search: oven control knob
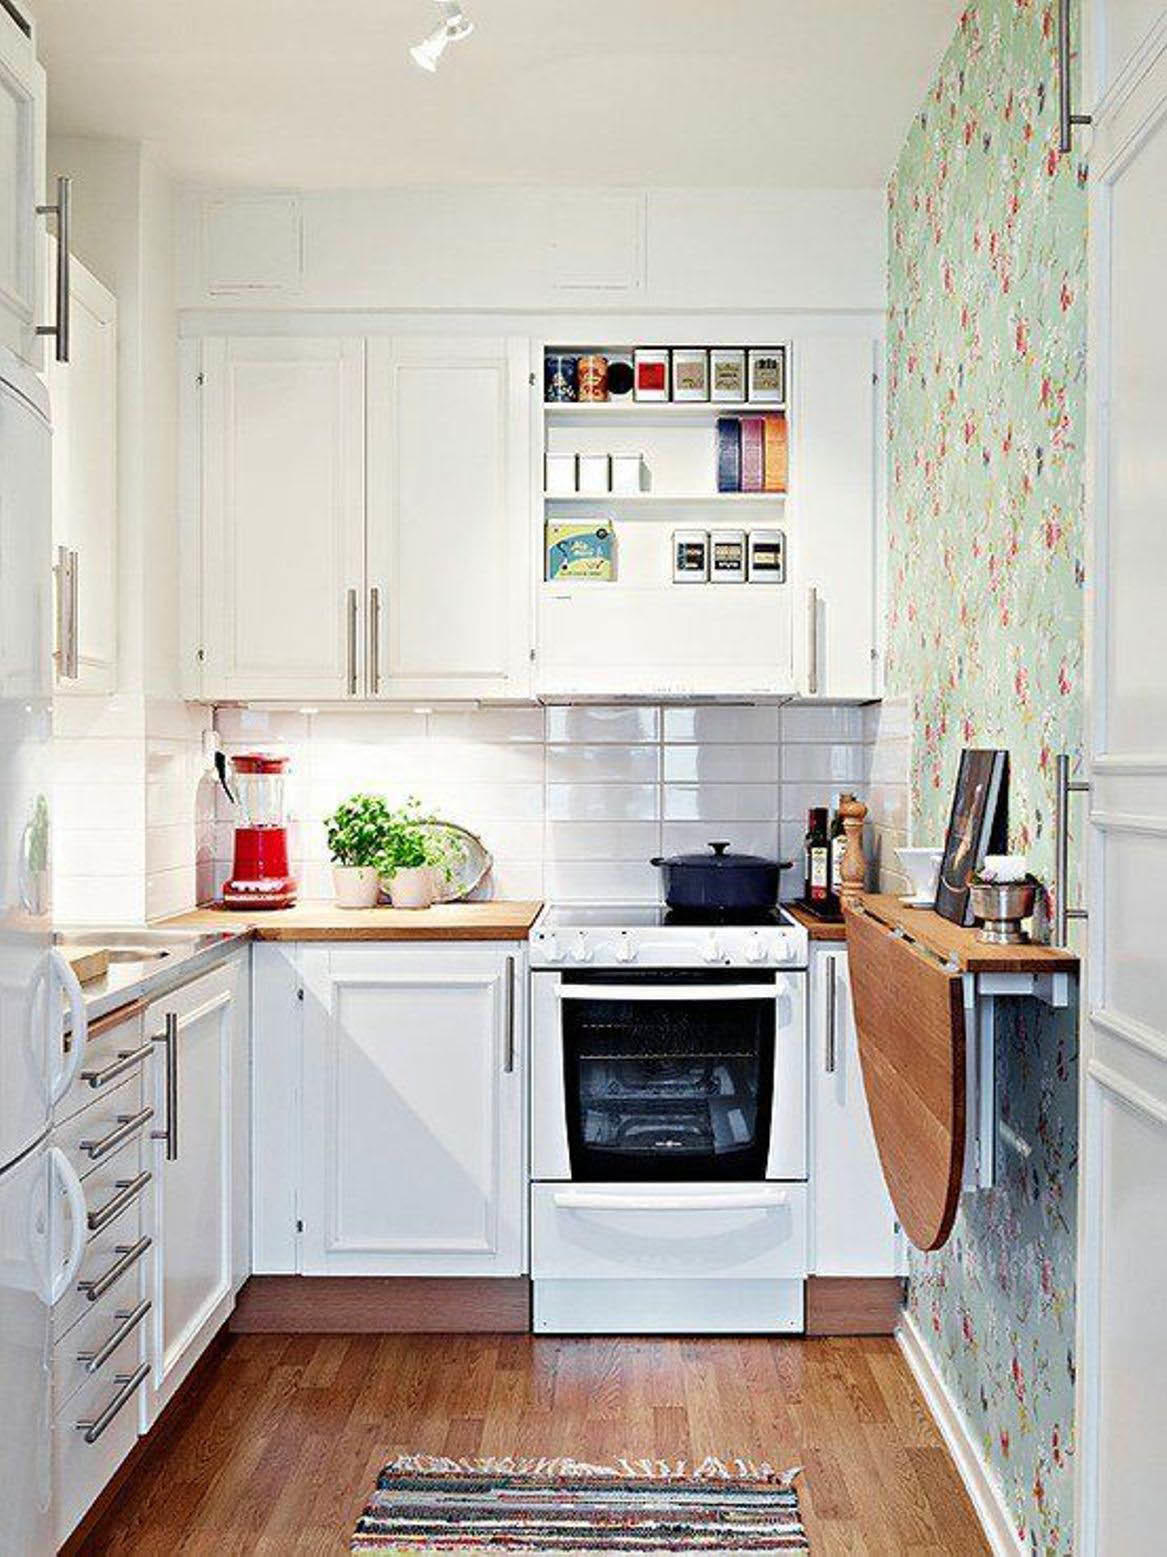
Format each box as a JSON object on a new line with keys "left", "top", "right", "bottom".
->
{"left": 744, "top": 934, "right": 768, "bottom": 963}
{"left": 541, "top": 933, "right": 561, "bottom": 962}
{"left": 614, "top": 935, "right": 636, "bottom": 963}
{"left": 702, "top": 934, "right": 723, "bottom": 964}
{"left": 570, "top": 934, "right": 593, "bottom": 964}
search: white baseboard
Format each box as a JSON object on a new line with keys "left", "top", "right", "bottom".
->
{"left": 897, "top": 1311, "right": 1023, "bottom": 1557}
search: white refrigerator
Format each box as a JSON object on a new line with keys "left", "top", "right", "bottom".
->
{"left": 0, "top": 346, "right": 87, "bottom": 1555}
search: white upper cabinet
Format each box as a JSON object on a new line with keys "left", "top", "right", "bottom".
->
{"left": 197, "top": 336, "right": 366, "bottom": 700}
{"left": 366, "top": 337, "right": 532, "bottom": 700}
{"left": 794, "top": 336, "right": 878, "bottom": 699}
{"left": 0, "top": 3, "right": 45, "bottom": 368}
{"left": 47, "top": 244, "right": 117, "bottom": 693}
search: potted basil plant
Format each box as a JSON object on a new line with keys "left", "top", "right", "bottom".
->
{"left": 376, "top": 798, "right": 455, "bottom": 909}
{"left": 324, "top": 794, "right": 393, "bottom": 909}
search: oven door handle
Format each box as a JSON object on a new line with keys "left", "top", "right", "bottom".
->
{"left": 553, "top": 982, "right": 789, "bottom": 1003}
{"left": 551, "top": 1188, "right": 789, "bottom": 1213}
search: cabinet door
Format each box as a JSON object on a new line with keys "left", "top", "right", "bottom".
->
{"left": 300, "top": 943, "right": 525, "bottom": 1276}
{"left": 146, "top": 962, "right": 237, "bottom": 1421}
{"left": 0, "top": 10, "right": 45, "bottom": 367}
{"left": 47, "top": 246, "right": 117, "bottom": 693}
{"left": 811, "top": 947, "right": 900, "bottom": 1275}
{"left": 795, "top": 337, "right": 878, "bottom": 698}
{"left": 199, "top": 337, "right": 365, "bottom": 700}
{"left": 366, "top": 336, "right": 532, "bottom": 700}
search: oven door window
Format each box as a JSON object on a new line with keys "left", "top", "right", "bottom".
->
{"left": 561, "top": 981, "right": 775, "bottom": 1181}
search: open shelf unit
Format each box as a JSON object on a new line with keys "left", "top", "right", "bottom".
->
{"left": 535, "top": 341, "right": 796, "bottom": 699}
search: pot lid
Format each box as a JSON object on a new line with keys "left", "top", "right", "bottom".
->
{"left": 651, "top": 841, "right": 778, "bottom": 870}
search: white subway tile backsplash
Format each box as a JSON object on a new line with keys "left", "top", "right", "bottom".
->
{"left": 662, "top": 706, "right": 781, "bottom": 744}
{"left": 53, "top": 782, "right": 145, "bottom": 832}
{"left": 662, "top": 744, "right": 780, "bottom": 784}
{"left": 663, "top": 783, "right": 779, "bottom": 822}
{"left": 547, "top": 783, "right": 659, "bottom": 822}
{"left": 780, "top": 742, "right": 865, "bottom": 784}
{"left": 780, "top": 705, "right": 866, "bottom": 742}
{"left": 546, "top": 706, "right": 659, "bottom": 744}
{"left": 427, "top": 707, "right": 544, "bottom": 743}
{"left": 545, "top": 860, "right": 659, "bottom": 903}
{"left": 546, "top": 745, "right": 659, "bottom": 785}
{"left": 215, "top": 707, "right": 311, "bottom": 742}
{"left": 53, "top": 694, "right": 145, "bottom": 741}
{"left": 661, "top": 822, "right": 781, "bottom": 858}
{"left": 545, "top": 821, "right": 660, "bottom": 862}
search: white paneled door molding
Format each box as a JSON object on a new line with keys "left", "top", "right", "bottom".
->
{"left": 1077, "top": 8, "right": 1167, "bottom": 1552}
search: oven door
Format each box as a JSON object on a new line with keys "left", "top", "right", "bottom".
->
{"left": 531, "top": 970, "right": 805, "bottom": 1183}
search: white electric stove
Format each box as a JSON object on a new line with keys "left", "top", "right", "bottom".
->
{"left": 529, "top": 902, "right": 808, "bottom": 971}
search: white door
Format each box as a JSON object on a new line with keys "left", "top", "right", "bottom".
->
{"left": 198, "top": 336, "right": 365, "bottom": 700}
{"left": 1076, "top": 11, "right": 1167, "bottom": 1552}
{"left": 0, "top": 9, "right": 44, "bottom": 368}
{"left": 810, "top": 948, "right": 900, "bottom": 1276}
{"left": 300, "top": 943, "right": 524, "bottom": 1276}
{"left": 47, "top": 244, "right": 117, "bottom": 693}
{"left": 366, "top": 336, "right": 532, "bottom": 700}
{"left": 795, "top": 337, "right": 878, "bottom": 699}
{"left": 146, "top": 965, "right": 235, "bottom": 1420}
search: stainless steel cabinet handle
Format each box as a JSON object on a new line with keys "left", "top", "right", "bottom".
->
{"left": 82, "top": 1042, "right": 153, "bottom": 1091}
{"left": 76, "top": 1363, "right": 149, "bottom": 1444}
{"left": 151, "top": 1014, "right": 179, "bottom": 1160}
{"left": 77, "top": 1236, "right": 152, "bottom": 1303}
{"left": 1057, "top": 0, "right": 1091, "bottom": 154}
{"left": 79, "top": 1106, "right": 154, "bottom": 1162}
{"left": 36, "top": 174, "right": 71, "bottom": 362}
{"left": 503, "top": 956, "right": 516, "bottom": 1074}
{"left": 54, "top": 546, "right": 78, "bottom": 680}
{"left": 87, "top": 1170, "right": 152, "bottom": 1234}
{"left": 368, "top": 586, "right": 382, "bottom": 694}
{"left": 69, "top": 548, "right": 79, "bottom": 678}
{"left": 825, "top": 957, "right": 838, "bottom": 1074}
{"left": 346, "top": 588, "right": 359, "bottom": 695}
{"left": 77, "top": 1300, "right": 151, "bottom": 1375}
{"left": 807, "top": 585, "right": 819, "bottom": 696}
{"left": 1053, "top": 753, "right": 1090, "bottom": 946}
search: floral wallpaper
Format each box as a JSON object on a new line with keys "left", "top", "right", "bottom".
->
{"left": 885, "top": 1, "right": 1086, "bottom": 1551}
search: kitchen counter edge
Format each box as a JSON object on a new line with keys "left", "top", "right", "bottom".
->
{"left": 159, "top": 900, "right": 545, "bottom": 942}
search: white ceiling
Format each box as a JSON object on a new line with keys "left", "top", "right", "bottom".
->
{"left": 33, "top": 0, "right": 961, "bottom": 190}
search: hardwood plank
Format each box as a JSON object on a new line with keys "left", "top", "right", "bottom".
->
{"left": 78, "top": 1334, "right": 988, "bottom": 1556}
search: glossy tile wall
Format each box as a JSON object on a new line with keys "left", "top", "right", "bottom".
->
{"left": 211, "top": 704, "right": 882, "bottom": 903}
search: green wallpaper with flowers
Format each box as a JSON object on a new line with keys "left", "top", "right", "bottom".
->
{"left": 886, "top": 1, "right": 1086, "bottom": 1550}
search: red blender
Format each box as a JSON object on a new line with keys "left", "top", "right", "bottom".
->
{"left": 215, "top": 751, "right": 297, "bottom": 910}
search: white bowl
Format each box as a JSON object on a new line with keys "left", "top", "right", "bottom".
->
{"left": 895, "top": 846, "right": 943, "bottom": 904}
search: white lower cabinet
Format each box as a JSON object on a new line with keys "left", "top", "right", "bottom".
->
{"left": 809, "top": 945, "right": 902, "bottom": 1276}
{"left": 257, "top": 942, "right": 526, "bottom": 1277}
{"left": 145, "top": 956, "right": 245, "bottom": 1422}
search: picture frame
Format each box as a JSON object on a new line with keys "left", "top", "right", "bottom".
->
{"left": 934, "top": 749, "right": 1010, "bottom": 925}
{"left": 710, "top": 348, "right": 747, "bottom": 403}
{"left": 671, "top": 348, "right": 709, "bottom": 402}
{"left": 747, "top": 347, "right": 786, "bottom": 405}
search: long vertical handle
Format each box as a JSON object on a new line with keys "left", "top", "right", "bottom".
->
{"left": 68, "top": 549, "right": 79, "bottom": 679}
{"left": 1053, "top": 753, "right": 1090, "bottom": 946}
{"left": 806, "top": 585, "right": 819, "bottom": 695}
{"left": 368, "top": 586, "right": 381, "bottom": 695}
{"left": 36, "top": 175, "right": 71, "bottom": 362}
{"left": 48, "top": 1146, "right": 88, "bottom": 1306}
{"left": 49, "top": 948, "right": 88, "bottom": 1102}
{"left": 1057, "top": 0, "right": 1092, "bottom": 154}
{"left": 824, "top": 956, "right": 838, "bottom": 1075}
{"left": 504, "top": 956, "right": 516, "bottom": 1074}
{"left": 151, "top": 1013, "right": 179, "bottom": 1160}
{"left": 346, "top": 588, "right": 359, "bottom": 695}
{"left": 54, "top": 545, "right": 71, "bottom": 678}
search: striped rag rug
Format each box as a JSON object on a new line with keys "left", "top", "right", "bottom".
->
{"left": 352, "top": 1454, "right": 808, "bottom": 1553}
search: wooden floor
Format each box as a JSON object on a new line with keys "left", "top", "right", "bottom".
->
{"left": 81, "top": 1333, "right": 989, "bottom": 1556}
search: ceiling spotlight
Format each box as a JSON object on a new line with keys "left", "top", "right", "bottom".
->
{"left": 410, "top": 0, "right": 474, "bottom": 72}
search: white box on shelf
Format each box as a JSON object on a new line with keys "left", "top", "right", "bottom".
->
{"left": 578, "top": 454, "right": 612, "bottom": 495}
{"left": 545, "top": 453, "right": 578, "bottom": 495}
{"left": 611, "top": 454, "right": 646, "bottom": 495}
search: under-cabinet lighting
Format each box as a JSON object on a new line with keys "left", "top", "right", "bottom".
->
{"left": 410, "top": 1, "right": 474, "bottom": 72}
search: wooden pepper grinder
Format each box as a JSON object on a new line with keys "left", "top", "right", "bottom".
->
{"left": 838, "top": 794, "right": 869, "bottom": 904}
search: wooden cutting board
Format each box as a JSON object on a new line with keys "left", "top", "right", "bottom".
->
{"left": 61, "top": 945, "right": 111, "bottom": 985}
{"left": 844, "top": 902, "right": 966, "bottom": 1252}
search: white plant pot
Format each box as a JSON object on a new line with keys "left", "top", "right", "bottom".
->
{"left": 332, "top": 864, "right": 381, "bottom": 909}
{"left": 387, "top": 865, "right": 436, "bottom": 909}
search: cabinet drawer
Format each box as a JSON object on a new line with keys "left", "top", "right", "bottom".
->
{"left": 531, "top": 1182, "right": 808, "bottom": 1282}
{"left": 54, "top": 1276, "right": 151, "bottom": 1413}
{"left": 56, "top": 1002, "right": 150, "bottom": 1124}
{"left": 54, "top": 1324, "right": 147, "bottom": 1547}
{"left": 54, "top": 1072, "right": 149, "bottom": 1183}
{"left": 54, "top": 1191, "right": 147, "bottom": 1342}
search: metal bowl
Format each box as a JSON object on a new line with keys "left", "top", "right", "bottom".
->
{"left": 969, "top": 881, "right": 1038, "bottom": 944}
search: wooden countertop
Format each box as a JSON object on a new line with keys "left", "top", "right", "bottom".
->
{"left": 847, "top": 894, "right": 1079, "bottom": 974}
{"left": 784, "top": 902, "right": 847, "bottom": 941}
{"left": 163, "top": 901, "right": 543, "bottom": 942}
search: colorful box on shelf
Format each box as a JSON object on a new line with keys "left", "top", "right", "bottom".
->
{"left": 546, "top": 522, "right": 615, "bottom": 581}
